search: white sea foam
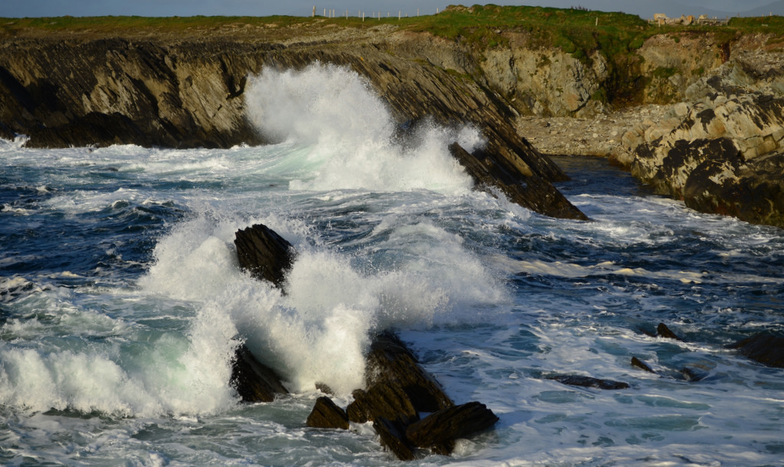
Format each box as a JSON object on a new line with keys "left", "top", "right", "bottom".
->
{"left": 245, "top": 63, "right": 477, "bottom": 194}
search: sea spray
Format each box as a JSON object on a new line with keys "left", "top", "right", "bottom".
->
{"left": 138, "top": 210, "right": 506, "bottom": 396}
{"left": 245, "top": 63, "right": 480, "bottom": 193}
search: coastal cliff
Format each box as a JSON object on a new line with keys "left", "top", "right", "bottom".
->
{"left": 2, "top": 8, "right": 784, "bottom": 225}
{"left": 0, "top": 20, "right": 585, "bottom": 220}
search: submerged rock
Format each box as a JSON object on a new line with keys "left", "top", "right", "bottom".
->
{"left": 230, "top": 343, "right": 289, "bottom": 403}
{"left": 547, "top": 374, "right": 630, "bottom": 390}
{"left": 631, "top": 356, "right": 656, "bottom": 373}
{"left": 657, "top": 323, "right": 682, "bottom": 341}
{"left": 729, "top": 332, "right": 784, "bottom": 368}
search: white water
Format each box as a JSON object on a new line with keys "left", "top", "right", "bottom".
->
{"left": 2, "top": 64, "right": 784, "bottom": 465}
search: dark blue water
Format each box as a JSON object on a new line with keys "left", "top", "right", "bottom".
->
{"left": 2, "top": 64, "right": 784, "bottom": 465}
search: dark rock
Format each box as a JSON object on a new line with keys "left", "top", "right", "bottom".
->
{"left": 230, "top": 343, "right": 289, "bottom": 403}
{"left": 685, "top": 150, "right": 784, "bottom": 228}
{"left": 234, "top": 224, "right": 295, "bottom": 289}
{"left": 315, "top": 382, "right": 334, "bottom": 395}
{"left": 547, "top": 374, "right": 630, "bottom": 390}
{"left": 680, "top": 367, "right": 707, "bottom": 382}
{"left": 0, "top": 36, "right": 587, "bottom": 221}
{"left": 729, "top": 332, "right": 784, "bottom": 368}
{"left": 449, "top": 142, "right": 588, "bottom": 220}
{"left": 373, "top": 417, "right": 416, "bottom": 461}
{"left": 346, "top": 386, "right": 419, "bottom": 425}
{"left": 306, "top": 396, "right": 350, "bottom": 430}
{"left": 631, "top": 356, "right": 655, "bottom": 373}
{"left": 405, "top": 402, "right": 499, "bottom": 455}
{"left": 656, "top": 323, "right": 682, "bottom": 341}
{"left": 364, "top": 331, "right": 454, "bottom": 413}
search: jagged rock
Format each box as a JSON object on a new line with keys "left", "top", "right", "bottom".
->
{"left": 631, "top": 356, "right": 656, "bottom": 373}
{"left": 234, "top": 224, "right": 295, "bottom": 289}
{"left": 449, "top": 143, "right": 588, "bottom": 220}
{"left": 626, "top": 93, "right": 784, "bottom": 228}
{"left": 405, "top": 402, "right": 499, "bottom": 456}
{"left": 363, "top": 331, "right": 454, "bottom": 413}
{"left": 230, "top": 343, "right": 289, "bottom": 403}
{"left": 547, "top": 374, "right": 630, "bottom": 390}
{"left": 0, "top": 32, "right": 586, "bottom": 220}
{"left": 657, "top": 323, "right": 682, "bottom": 341}
{"left": 373, "top": 417, "right": 416, "bottom": 461}
{"left": 306, "top": 396, "right": 350, "bottom": 430}
{"left": 729, "top": 332, "right": 784, "bottom": 368}
{"left": 346, "top": 386, "right": 419, "bottom": 425}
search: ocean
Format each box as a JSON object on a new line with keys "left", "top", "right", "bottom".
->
{"left": 2, "top": 63, "right": 783, "bottom": 466}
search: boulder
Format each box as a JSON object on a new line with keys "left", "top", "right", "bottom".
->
{"left": 729, "top": 332, "right": 784, "bottom": 368}
{"left": 306, "top": 396, "right": 350, "bottom": 430}
{"left": 405, "top": 402, "right": 499, "bottom": 455}
{"left": 234, "top": 223, "right": 295, "bottom": 289}
{"left": 230, "top": 343, "right": 289, "bottom": 403}
{"left": 547, "top": 374, "right": 630, "bottom": 390}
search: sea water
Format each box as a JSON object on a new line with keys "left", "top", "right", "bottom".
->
{"left": 1, "top": 63, "right": 783, "bottom": 466}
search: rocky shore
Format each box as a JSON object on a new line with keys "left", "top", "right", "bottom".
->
{"left": 1, "top": 8, "right": 784, "bottom": 226}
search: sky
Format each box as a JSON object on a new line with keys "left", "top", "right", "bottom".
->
{"left": 0, "top": 0, "right": 782, "bottom": 20}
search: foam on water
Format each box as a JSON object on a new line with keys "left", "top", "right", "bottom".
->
{"left": 245, "top": 63, "right": 478, "bottom": 194}
{"left": 3, "top": 67, "right": 784, "bottom": 465}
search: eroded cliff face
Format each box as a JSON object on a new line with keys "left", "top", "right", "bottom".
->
{"left": 0, "top": 29, "right": 585, "bottom": 220}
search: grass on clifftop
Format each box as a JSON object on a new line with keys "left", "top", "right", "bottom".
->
{"left": 2, "top": 4, "right": 782, "bottom": 51}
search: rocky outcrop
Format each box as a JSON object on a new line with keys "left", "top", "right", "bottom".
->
{"left": 230, "top": 223, "right": 296, "bottom": 402}
{"left": 481, "top": 42, "right": 609, "bottom": 117}
{"left": 230, "top": 343, "right": 289, "bottom": 403}
{"left": 0, "top": 31, "right": 585, "bottom": 220}
{"left": 235, "top": 222, "right": 499, "bottom": 459}
{"left": 729, "top": 332, "right": 784, "bottom": 368}
{"left": 306, "top": 396, "right": 350, "bottom": 430}
{"left": 622, "top": 93, "right": 784, "bottom": 227}
{"left": 234, "top": 224, "right": 295, "bottom": 290}
{"left": 546, "top": 374, "right": 630, "bottom": 390}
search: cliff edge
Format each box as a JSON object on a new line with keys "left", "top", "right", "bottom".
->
{"left": 0, "top": 19, "right": 586, "bottom": 220}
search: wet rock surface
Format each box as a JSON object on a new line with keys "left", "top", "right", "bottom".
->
{"left": 729, "top": 332, "right": 784, "bottom": 368}
{"left": 234, "top": 223, "right": 295, "bottom": 290}
{"left": 231, "top": 223, "right": 499, "bottom": 459}
{"left": 230, "top": 343, "right": 289, "bottom": 403}
{"left": 0, "top": 32, "right": 584, "bottom": 221}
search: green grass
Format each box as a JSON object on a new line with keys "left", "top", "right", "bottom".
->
{"left": 2, "top": 5, "right": 782, "bottom": 105}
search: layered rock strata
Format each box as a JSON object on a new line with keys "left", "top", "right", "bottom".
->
{"left": 0, "top": 32, "right": 585, "bottom": 220}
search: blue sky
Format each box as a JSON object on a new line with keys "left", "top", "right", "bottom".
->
{"left": 1, "top": 0, "right": 782, "bottom": 19}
